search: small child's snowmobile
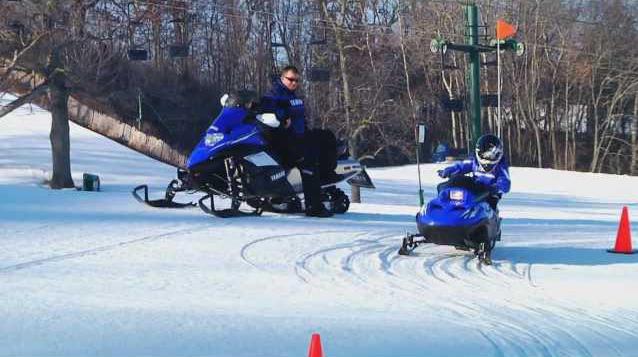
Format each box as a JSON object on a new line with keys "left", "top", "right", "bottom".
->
{"left": 132, "top": 93, "right": 374, "bottom": 218}
{"left": 398, "top": 175, "right": 501, "bottom": 265}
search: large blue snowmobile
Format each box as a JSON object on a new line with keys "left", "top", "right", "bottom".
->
{"left": 398, "top": 174, "right": 501, "bottom": 265}
{"left": 132, "top": 92, "right": 374, "bottom": 218}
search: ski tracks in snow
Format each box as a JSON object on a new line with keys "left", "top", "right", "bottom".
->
{"left": 0, "top": 224, "right": 214, "bottom": 273}
{"left": 240, "top": 228, "right": 638, "bottom": 357}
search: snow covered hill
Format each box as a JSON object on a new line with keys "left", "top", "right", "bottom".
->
{"left": 1, "top": 105, "right": 638, "bottom": 357}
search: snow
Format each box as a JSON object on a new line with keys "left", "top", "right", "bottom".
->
{"left": 1, "top": 104, "right": 638, "bottom": 357}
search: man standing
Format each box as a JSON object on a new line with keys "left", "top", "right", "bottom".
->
{"left": 260, "top": 65, "right": 333, "bottom": 217}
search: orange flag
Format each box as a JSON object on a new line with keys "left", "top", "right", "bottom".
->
{"left": 496, "top": 19, "right": 517, "bottom": 40}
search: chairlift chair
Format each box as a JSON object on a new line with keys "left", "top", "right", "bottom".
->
{"left": 441, "top": 95, "right": 464, "bottom": 112}
{"left": 126, "top": 2, "right": 151, "bottom": 61}
{"left": 308, "top": 22, "right": 327, "bottom": 45}
{"left": 169, "top": 44, "right": 189, "bottom": 58}
{"left": 307, "top": 67, "right": 330, "bottom": 82}
{"left": 481, "top": 94, "right": 499, "bottom": 107}
{"left": 7, "top": 20, "right": 24, "bottom": 33}
{"left": 168, "top": 11, "right": 194, "bottom": 58}
{"left": 128, "top": 48, "right": 148, "bottom": 61}
{"left": 306, "top": 23, "right": 330, "bottom": 82}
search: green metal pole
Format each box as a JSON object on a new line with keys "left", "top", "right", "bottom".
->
{"left": 465, "top": 3, "right": 482, "bottom": 147}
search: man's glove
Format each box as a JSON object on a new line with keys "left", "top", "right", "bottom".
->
{"left": 280, "top": 117, "right": 291, "bottom": 129}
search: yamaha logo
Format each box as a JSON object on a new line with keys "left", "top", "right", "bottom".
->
{"left": 270, "top": 171, "right": 286, "bottom": 181}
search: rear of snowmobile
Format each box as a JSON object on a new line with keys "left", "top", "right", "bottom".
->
{"left": 399, "top": 175, "right": 501, "bottom": 265}
{"left": 132, "top": 93, "right": 374, "bottom": 218}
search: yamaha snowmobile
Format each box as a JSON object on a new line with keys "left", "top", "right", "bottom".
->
{"left": 132, "top": 93, "right": 374, "bottom": 218}
{"left": 398, "top": 175, "right": 501, "bottom": 265}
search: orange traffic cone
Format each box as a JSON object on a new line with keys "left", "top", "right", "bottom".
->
{"left": 308, "top": 333, "right": 324, "bottom": 357}
{"left": 608, "top": 206, "right": 636, "bottom": 254}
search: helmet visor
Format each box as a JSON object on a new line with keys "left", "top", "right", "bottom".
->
{"left": 479, "top": 146, "right": 501, "bottom": 161}
{"left": 476, "top": 145, "right": 502, "bottom": 170}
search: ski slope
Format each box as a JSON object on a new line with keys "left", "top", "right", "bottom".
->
{"left": 1, "top": 104, "right": 638, "bottom": 357}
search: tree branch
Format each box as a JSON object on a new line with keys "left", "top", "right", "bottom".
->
{"left": 0, "top": 82, "right": 48, "bottom": 119}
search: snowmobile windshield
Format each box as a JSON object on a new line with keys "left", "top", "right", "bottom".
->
{"left": 208, "top": 107, "right": 251, "bottom": 134}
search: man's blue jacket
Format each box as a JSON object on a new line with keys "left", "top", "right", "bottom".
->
{"left": 260, "top": 78, "right": 306, "bottom": 136}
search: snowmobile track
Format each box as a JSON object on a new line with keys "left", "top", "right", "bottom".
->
{"left": 269, "top": 229, "right": 635, "bottom": 357}
{"left": 0, "top": 225, "right": 213, "bottom": 273}
{"left": 293, "top": 231, "right": 377, "bottom": 284}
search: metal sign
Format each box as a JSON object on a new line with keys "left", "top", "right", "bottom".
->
{"left": 418, "top": 123, "right": 427, "bottom": 144}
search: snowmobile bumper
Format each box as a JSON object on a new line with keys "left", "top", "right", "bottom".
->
{"left": 417, "top": 219, "right": 491, "bottom": 248}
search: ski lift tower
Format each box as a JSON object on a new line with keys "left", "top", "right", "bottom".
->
{"left": 430, "top": 1, "right": 524, "bottom": 147}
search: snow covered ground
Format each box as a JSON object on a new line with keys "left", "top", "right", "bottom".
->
{"left": 1, "top": 104, "right": 638, "bottom": 357}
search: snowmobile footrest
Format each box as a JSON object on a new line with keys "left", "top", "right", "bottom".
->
{"left": 132, "top": 185, "right": 195, "bottom": 209}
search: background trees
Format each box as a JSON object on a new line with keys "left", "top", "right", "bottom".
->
{"left": 1, "top": 0, "right": 637, "bottom": 175}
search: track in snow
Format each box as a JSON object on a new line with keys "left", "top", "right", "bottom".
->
{"left": 0, "top": 224, "right": 214, "bottom": 273}
{"left": 241, "top": 228, "right": 638, "bottom": 357}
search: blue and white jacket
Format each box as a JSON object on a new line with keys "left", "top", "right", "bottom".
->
{"left": 260, "top": 78, "right": 306, "bottom": 136}
{"left": 441, "top": 157, "right": 511, "bottom": 195}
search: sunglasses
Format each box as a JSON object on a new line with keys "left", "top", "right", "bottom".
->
{"left": 284, "top": 76, "right": 300, "bottom": 83}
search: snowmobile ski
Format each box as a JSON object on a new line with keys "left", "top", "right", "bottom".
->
{"left": 197, "top": 194, "right": 263, "bottom": 218}
{"left": 398, "top": 233, "right": 428, "bottom": 256}
{"left": 132, "top": 181, "right": 195, "bottom": 209}
{"left": 476, "top": 242, "right": 493, "bottom": 265}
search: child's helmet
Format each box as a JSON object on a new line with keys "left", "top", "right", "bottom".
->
{"left": 475, "top": 134, "right": 503, "bottom": 172}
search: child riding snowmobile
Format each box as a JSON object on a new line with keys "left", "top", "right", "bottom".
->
{"left": 438, "top": 134, "right": 510, "bottom": 210}
{"left": 399, "top": 134, "right": 510, "bottom": 265}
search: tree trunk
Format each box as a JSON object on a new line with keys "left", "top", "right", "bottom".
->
{"left": 150, "top": 3, "right": 163, "bottom": 68}
{"left": 323, "top": 0, "right": 360, "bottom": 203}
{"left": 564, "top": 70, "right": 570, "bottom": 170}
{"left": 48, "top": 80, "right": 75, "bottom": 189}
{"left": 533, "top": 124, "right": 543, "bottom": 168}
{"left": 549, "top": 84, "right": 557, "bottom": 167}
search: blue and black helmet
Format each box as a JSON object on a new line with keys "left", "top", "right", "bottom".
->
{"left": 475, "top": 134, "right": 503, "bottom": 172}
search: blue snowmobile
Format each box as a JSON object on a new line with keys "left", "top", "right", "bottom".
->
{"left": 398, "top": 174, "right": 501, "bottom": 265}
{"left": 132, "top": 91, "right": 374, "bottom": 218}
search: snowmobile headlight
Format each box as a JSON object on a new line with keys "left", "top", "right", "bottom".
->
{"left": 205, "top": 133, "right": 224, "bottom": 146}
{"left": 449, "top": 189, "right": 464, "bottom": 201}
